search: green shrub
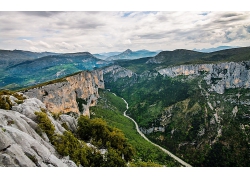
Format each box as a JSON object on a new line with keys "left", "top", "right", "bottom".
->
{"left": 0, "top": 90, "right": 26, "bottom": 109}
{"left": 77, "top": 115, "right": 135, "bottom": 162}
{"left": 52, "top": 131, "right": 109, "bottom": 167}
{"left": 14, "top": 100, "right": 24, "bottom": 104}
{"left": 0, "top": 96, "right": 12, "bottom": 110}
{"left": 13, "top": 92, "right": 26, "bottom": 101}
{"left": 129, "top": 160, "right": 162, "bottom": 167}
{"left": 51, "top": 112, "right": 62, "bottom": 120}
{"left": 35, "top": 111, "right": 55, "bottom": 140}
{"left": 61, "top": 122, "right": 69, "bottom": 131}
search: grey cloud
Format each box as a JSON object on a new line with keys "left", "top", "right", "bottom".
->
{"left": 138, "top": 28, "right": 181, "bottom": 40}
{"left": 139, "top": 33, "right": 167, "bottom": 39}
{"left": 0, "top": 11, "right": 250, "bottom": 53}
{"left": 0, "top": 27, "right": 14, "bottom": 31}
{"left": 55, "top": 21, "right": 104, "bottom": 30}
{"left": 225, "top": 27, "right": 249, "bottom": 42}
{"left": 246, "top": 26, "right": 250, "bottom": 33}
{"left": 156, "top": 15, "right": 168, "bottom": 22}
{"left": 20, "top": 11, "right": 63, "bottom": 17}
{"left": 214, "top": 16, "right": 247, "bottom": 24}
{"left": 53, "top": 15, "right": 105, "bottom": 30}
{"left": 74, "top": 20, "right": 104, "bottom": 29}
{"left": 221, "top": 12, "right": 242, "bottom": 18}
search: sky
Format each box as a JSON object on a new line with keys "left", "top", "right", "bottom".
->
{"left": 0, "top": 2, "right": 250, "bottom": 54}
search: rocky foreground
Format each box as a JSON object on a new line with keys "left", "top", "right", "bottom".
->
{"left": 0, "top": 70, "right": 105, "bottom": 167}
{"left": 0, "top": 95, "right": 78, "bottom": 167}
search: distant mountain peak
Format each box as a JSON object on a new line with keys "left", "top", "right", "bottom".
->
{"left": 124, "top": 49, "right": 132, "bottom": 53}
{"left": 105, "top": 49, "right": 159, "bottom": 61}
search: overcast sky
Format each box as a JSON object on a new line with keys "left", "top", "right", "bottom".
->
{"left": 0, "top": 11, "right": 250, "bottom": 54}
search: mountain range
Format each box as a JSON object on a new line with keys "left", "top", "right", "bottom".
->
{"left": 0, "top": 49, "right": 59, "bottom": 69}
{"left": 1, "top": 46, "right": 250, "bottom": 167}
{"left": 0, "top": 52, "right": 111, "bottom": 89}
{"left": 0, "top": 49, "right": 161, "bottom": 90}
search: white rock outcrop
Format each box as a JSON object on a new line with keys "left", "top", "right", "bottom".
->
{"left": 59, "top": 114, "right": 78, "bottom": 132}
{"left": 103, "top": 65, "right": 134, "bottom": 81}
{"left": 23, "top": 70, "right": 104, "bottom": 117}
{"left": 0, "top": 99, "right": 76, "bottom": 167}
{"left": 158, "top": 61, "right": 250, "bottom": 94}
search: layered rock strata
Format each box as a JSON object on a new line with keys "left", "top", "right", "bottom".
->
{"left": 23, "top": 70, "right": 104, "bottom": 116}
{"left": 158, "top": 61, "right": 250, "bottom": 94}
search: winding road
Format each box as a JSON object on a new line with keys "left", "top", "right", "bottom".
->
{"left": 120, "top": 96, "right": 192, "bottom": 167}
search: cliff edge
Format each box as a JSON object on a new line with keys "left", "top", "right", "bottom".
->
{"left": 23, "top": 70, "right": 104, "bottom": 117}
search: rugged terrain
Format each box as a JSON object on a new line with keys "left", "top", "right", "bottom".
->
{"left": 103, "top": 47, "right": 250, "bottom": 166}
{"left": 0, "top": 69, "right": 132, "bottom": 167}
{"left": 0, "top": 69, "right": 179, "bottom": 167}
{"left": 0, "top": 51, "right": 111, "bottom": 90}
{"left": 0, "top": 70, "right": 106, "bottom": 166}
{"left": 23, "top": 70, "right": 104, "bottom": 117}
{"left": 1, "top": 46, "right": 250, "bottom": 167}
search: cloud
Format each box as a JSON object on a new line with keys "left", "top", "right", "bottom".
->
{"left": 123, "top": 39, "right": 132, "bottom": 44}
{"left": 39, "top": 41, "right": 51, "bottom": 48}
{"left": 0, "top": 11, "right": 250, "bottom": 53}
{"left": 20, "top": 11, "right": 63, "bottom": 17}
{"left": 220, "top": 12, "right": 243, "bottom": 18}
{"left": 23, "top": 39, "right": 34, "bottom": 45}
{"left": 139, "top": 33, "right": 169, "bottom": 40}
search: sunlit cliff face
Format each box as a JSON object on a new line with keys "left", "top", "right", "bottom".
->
{"left": 24, "top": 70, "right": 104, "bottom": 117}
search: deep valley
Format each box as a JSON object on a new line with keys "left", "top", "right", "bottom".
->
{"left": 1, "top": 46, "right": 250, "bottom": 167}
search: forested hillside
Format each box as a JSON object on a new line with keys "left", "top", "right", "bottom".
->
{"left": 104, "top": 47, "right": 250, "bottom": 166}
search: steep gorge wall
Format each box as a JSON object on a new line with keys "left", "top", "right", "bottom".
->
{"left": 103, "top": 65, "right": 134, "bottom": 81}
{"left": 158, "top": 61, "right": 250, "bottom": 94}
{"left": 23, "top": 70, "right": 104, "bottom": 116}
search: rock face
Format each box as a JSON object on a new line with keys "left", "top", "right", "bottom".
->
{"left": 0, "top": 98, "right": 77, "bottom": 167}
{"left": 103, "top": 65, "right": 134, "bottom": 81}
{"left": 158, "top": 61, "right": 250, "bottom": 94}
{"left": 140, "top": 127, "right": 165, "bottom": 134}
{"left": 23, "top": 70, "right": 104, "bottom": 117}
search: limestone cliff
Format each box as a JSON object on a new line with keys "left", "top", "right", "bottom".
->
{"left": 158, "top": 61, "right": 250, "bottom": 94}
{"left": 103, "top": 65, "right": 134, "bottom": 81}
{"left": 0, "top": 96, "right": 77, "bottom": 167}
{"left": 23, "top": 70, "right": 104, "bottom": 116}
{"left": 0, "top": 68, "right": 105, "bottom": 167}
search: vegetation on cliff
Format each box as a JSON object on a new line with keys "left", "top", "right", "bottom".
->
{"left": 90, "top": 89, "right": 180, "bottom": 166}
{"left": 34, "top": 109, "right": 136, "bottom": 167}
{"left": 114, "top": 47, "right": 250, "bottom": 73}
{"left": 105, "top": 68, "right": 250, "bottom": 166}
{"left": 0, "top": 90, "right": 26, "bottom": 110}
